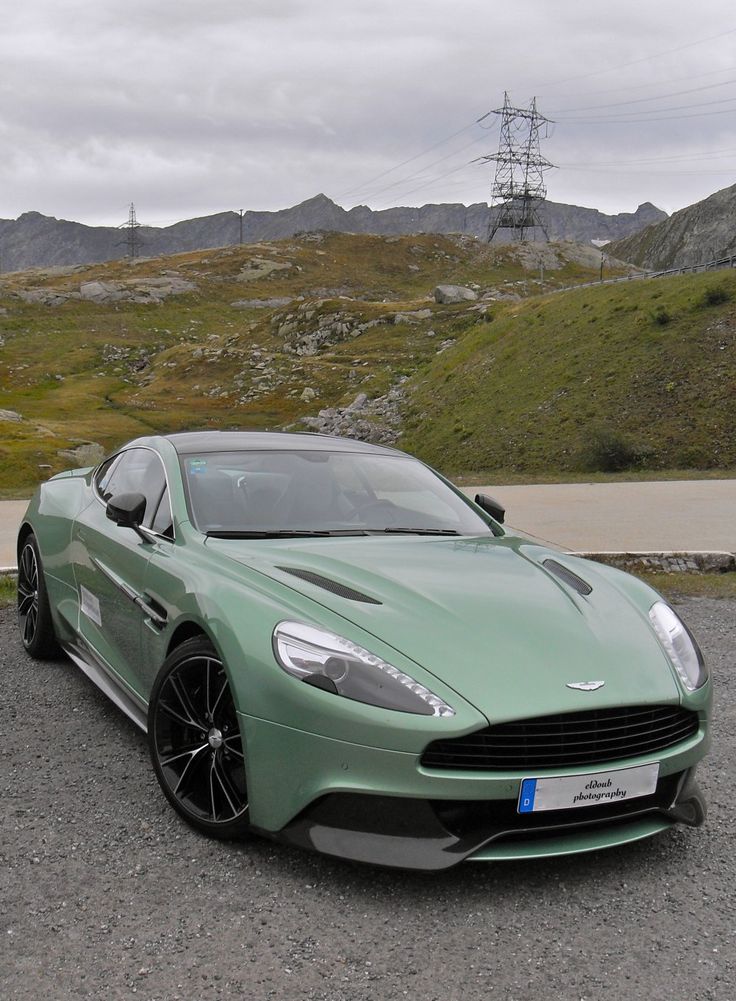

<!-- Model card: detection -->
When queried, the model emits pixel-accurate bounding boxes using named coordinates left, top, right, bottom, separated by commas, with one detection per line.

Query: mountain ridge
left=0, top=194, right=666, bottom=272
left=608, top=182, right=736, bottom=270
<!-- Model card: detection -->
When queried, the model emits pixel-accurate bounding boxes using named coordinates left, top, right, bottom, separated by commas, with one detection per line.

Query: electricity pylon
left=118, top=203, right=143, bottom=258
left=484, top=93, right=555, bottom=242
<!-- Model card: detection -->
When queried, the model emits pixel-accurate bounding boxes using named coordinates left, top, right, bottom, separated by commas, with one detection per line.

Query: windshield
left=180, top=449, right=494, bottom=537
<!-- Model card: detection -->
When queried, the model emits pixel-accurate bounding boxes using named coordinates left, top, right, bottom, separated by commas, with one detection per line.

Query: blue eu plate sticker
left=518, top=778, right=537, bottom=813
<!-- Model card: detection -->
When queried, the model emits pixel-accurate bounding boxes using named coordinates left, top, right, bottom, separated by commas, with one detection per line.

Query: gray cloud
left=1, top=0, right=735, bottom=225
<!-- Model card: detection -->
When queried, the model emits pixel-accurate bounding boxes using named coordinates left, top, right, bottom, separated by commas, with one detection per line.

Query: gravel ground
left=1, top=599, right=734, bottom=1001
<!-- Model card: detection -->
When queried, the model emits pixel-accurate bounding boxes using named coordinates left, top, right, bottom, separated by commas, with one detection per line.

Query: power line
left=338, top=110, right=493, bottom=200
left=545, top=60, right=736, bottom=106
left=537, top=25, right=736, bottom=92
left=549, top=76, right=736, bottom=114
left=355, top=128, right=496, bottom=203
left=369, top=158, right=481, bottom=207
left=556, top=93, right=736, bottom=121
left=555, top=103, right=736, bottom=124
left=560, top=165, right=736, bottom=177
left=558, top=146, right=736, bottom=168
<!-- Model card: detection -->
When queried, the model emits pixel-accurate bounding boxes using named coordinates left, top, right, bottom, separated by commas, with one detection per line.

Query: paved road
left=467, top=480, right=736, bottom=553
left=2, top=480, right=735, bottom=568
left=0, top=501, right=29, bottom=568
left=0, top=599, right=733, bottom=1000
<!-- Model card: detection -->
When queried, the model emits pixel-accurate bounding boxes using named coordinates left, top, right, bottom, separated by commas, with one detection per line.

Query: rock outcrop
left=301, top=382, right=407, bottom=446
left=608, top=182, right=736, bottom=270
left=11, top=275, right=197, bottom=307
left=434, top=284, right=478, bottom=304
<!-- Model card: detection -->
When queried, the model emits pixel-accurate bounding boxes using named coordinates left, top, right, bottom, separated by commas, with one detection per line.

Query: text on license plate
left=518, top=762, right=660, bottom=814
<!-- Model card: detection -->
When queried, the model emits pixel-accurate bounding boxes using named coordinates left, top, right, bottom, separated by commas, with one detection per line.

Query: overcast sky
left=1, top=0, right=735, bottom=226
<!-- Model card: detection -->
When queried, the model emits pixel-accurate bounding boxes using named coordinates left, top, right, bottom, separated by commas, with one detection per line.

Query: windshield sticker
left=189, top=458, right=207, bottom=475
left=80, top=585, right=102, bottom=627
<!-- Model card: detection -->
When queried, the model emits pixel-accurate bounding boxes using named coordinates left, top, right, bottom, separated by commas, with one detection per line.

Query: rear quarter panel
left=20, top=469, right=94, bottom=637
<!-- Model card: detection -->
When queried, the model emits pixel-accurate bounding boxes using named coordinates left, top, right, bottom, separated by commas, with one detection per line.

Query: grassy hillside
left=0, top=232, right=733, bottom=493
left=0, top=233, right=616, bottom=493
left=402, top=270, right=736, bottom=474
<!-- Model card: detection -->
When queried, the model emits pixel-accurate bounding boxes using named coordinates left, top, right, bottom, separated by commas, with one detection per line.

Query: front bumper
left=240, top=713, right=708, bottom=870
left=270, top=768, right=704, bottom=870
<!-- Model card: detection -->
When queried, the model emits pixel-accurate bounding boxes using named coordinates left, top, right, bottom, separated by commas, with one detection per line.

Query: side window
left=95, top=455, right=122, bottom=499
left=97, top=448, right=167, bottom=529
left=151, top=485, right=174, bottom=538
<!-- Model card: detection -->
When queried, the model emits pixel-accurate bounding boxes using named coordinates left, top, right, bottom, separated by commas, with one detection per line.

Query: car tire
left=148, top=636, right=250, bottom=839
left=17, top=533, right=61, bottom=660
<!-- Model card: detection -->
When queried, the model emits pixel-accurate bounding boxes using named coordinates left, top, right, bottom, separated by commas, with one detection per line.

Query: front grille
left=421, top=705, right=699, bottom=771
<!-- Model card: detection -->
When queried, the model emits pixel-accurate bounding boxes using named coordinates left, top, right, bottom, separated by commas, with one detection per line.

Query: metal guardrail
left=646, top=253, right=736, bottom=279
left=552, top=253, right=736, bottom=295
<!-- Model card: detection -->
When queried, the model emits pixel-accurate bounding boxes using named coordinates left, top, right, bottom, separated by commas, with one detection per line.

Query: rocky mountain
left=0, top=195, right=666, bottom=272
left=608, top=182, right=736, bottom=270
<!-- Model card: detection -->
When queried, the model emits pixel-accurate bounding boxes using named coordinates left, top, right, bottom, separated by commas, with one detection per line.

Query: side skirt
left=63, top=639, right=148, bottom=732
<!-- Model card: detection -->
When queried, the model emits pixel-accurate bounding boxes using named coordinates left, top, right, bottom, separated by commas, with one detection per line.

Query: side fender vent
left=276, top=567, right=382, bottom=605
left=542, top=559, right=593, bottom=596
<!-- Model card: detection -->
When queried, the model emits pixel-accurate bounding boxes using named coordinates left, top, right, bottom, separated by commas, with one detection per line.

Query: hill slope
left=402, top=270, right=736, bottom=474
left=0, top=234, right=623, bottom=491
left=1, top=232, right=733, bottom=493
left=609, top=182, right=736, bottom=270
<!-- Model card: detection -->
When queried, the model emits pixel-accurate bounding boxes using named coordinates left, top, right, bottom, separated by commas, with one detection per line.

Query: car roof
left=163, top=431, right=402, bottom=457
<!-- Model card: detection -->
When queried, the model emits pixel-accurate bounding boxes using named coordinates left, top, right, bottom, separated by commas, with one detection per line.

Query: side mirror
left=106, top=492, right=147, bottom=530
left=474, top=492, right=505, bottom=524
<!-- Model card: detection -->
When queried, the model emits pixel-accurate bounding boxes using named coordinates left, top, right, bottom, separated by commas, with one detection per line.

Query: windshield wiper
left=373, top=528, right=462, bottom=536
left=205, top=529, right=371, bottom=539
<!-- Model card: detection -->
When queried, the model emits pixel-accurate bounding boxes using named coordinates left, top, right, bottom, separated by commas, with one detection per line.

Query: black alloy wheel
left=17, top=534, right=60, bottom=659
left=148, top=637, right=249, bottom=838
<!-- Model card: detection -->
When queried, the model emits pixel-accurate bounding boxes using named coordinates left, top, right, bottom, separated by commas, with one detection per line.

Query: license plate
left=518, top=762, right=660, bottom=814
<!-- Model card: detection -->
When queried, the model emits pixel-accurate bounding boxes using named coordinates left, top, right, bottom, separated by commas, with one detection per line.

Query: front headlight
left=649, top=601, right=707, bottom=692
left=273, top=621, right=455, bottom=717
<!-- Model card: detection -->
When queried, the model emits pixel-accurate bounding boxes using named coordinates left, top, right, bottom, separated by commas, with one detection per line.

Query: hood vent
left=276, top=566, right=382, bottom=605
left=542, top=559, right=593, bottom=596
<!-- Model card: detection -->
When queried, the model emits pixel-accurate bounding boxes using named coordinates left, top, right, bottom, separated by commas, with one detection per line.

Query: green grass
left=401, top=270, right=736, bottom=475
left=451, top=467, right=736, bottom=486
left=1, top=234, right=734, bottom=492
left=633, top=570, right=736, bottom=601
left=0, top=234, right=620, bottom=491
left=0, top=575, right=16, bottom=609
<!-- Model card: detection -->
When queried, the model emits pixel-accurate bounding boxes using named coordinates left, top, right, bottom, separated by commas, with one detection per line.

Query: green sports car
left=17, top=431, right=710, bottom=870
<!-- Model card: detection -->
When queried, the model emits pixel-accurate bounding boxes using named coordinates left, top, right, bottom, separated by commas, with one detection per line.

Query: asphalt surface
left=1, top=599, right=734, bottom=1001
left=0, top=501, right=28, bottom=569
left=469, top=479, right=736, bottom=553
left=2, top=480, right=736, bottom=568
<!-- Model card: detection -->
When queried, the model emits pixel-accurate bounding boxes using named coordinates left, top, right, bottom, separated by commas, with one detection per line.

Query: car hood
left=208, top=534, right=681, bottom=723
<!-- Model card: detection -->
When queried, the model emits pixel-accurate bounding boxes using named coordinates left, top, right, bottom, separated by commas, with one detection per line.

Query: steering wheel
left=346, top=498, right=399, bottom=520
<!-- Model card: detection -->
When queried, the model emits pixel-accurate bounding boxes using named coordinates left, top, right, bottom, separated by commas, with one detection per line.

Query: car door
left=71, top=447, right=168, bottom=698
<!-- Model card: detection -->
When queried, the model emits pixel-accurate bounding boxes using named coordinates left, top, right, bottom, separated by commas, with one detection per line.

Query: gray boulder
left=80, top=280, right=122, bottom=302
left=434, top=284, right=478, bottom=304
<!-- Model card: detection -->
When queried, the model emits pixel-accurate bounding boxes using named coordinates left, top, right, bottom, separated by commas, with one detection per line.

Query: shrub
left=650, top=305, right=673, bottom=326
left=700, top=284, right=731, bottom=307
left=577, top=429, right=642, bottom=472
